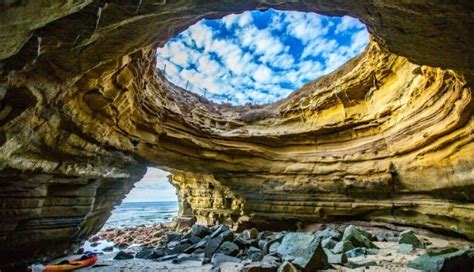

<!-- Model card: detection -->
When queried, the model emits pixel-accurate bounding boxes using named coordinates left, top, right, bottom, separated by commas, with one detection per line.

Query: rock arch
left=0, top=0, right=473, bottom=268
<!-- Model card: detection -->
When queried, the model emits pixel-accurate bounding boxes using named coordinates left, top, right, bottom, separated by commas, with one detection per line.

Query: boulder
left=268, top=242, right=280, bottom=254
left=241, top=261, right=279, bottom=272
left=321, top=238, right=337, bottom=250
left=345, top=247, right=367, bottom=258
left=135, top=247, right=165, bottom=259
left=155, top=254, right=179, bottom=262
left=210, top=225, right=230, bottom=238
left=375, top=230, right=398, bottom=242
left=345, top=256, right=377, bottom=269
left=243, top=228, right=259, bottom=240
left=397, top=244, right=414, bottom=254
left=166, top=232, right=183, bottom=243
left=398, top=230, right=425, bottom=249
left=102, top=246, right=113, bottom=252
left=323, top=248, right=347, bottom=264
left=247, top=246, right=264, bottom=261
left=170, top=242, right=193, bottom=254
left=277, top=232, right=328, bottom=271
left=408, top=248, right=474, bottom=272
left=205, top=235, right=224, bottom=257
left=182, top=236, right=201, bottom=245
left=191, top=224, right=210, bottom=238
left=235, top=237, right=255, bottom=249
left=332, top=240, right=354, bottom=254
left=216, top=241, right=240, bottom=256
left=341, top=225, right=378, bottom=249
left=221, top=230, right=235, bottom=242
left=113, top=251, right=134, bottom=260
left=316, top=228, right=342, bottom=241
left=211, top=253, right=241, bottom=268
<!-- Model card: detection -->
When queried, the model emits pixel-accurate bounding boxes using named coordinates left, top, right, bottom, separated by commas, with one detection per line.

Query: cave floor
left=45, top=224, right=473, bottom=272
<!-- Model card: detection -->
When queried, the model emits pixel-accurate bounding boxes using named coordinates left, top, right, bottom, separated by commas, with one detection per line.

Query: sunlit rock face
left=0, top=0, right=473, bottom=269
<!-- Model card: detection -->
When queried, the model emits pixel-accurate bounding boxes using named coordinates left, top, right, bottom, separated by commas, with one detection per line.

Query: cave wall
left=0, top=0, right=473, bottom=269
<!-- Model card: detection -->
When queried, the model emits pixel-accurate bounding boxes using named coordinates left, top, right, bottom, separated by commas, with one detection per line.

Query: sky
left=123, top=168, right=177, bottom=202
left=156, top=9, right=368, bottom=105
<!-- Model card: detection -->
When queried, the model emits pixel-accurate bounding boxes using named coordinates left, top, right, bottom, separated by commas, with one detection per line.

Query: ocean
left=102, top=201, right=179, bottom=230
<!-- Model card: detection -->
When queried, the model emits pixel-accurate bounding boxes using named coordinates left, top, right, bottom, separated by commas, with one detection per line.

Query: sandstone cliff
left=0, top=0, right=473, bottom=269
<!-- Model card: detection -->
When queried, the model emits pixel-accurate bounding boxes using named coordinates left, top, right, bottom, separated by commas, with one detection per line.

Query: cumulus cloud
left=156, top=10, right=368, bottom=105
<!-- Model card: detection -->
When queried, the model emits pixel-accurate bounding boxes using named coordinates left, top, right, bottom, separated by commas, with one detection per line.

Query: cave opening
left=1, top=2, right=473, bottom=270
left=102, top=168, right=178, bottom=230
left=156, top=9, right=368, bottom=105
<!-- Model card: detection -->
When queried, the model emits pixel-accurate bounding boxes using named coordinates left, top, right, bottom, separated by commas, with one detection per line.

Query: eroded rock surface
left=0, top=0, right=473, bottom=269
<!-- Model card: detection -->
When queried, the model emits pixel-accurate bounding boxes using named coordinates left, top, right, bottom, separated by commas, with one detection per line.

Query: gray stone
left=182, top=235, right=201, bottom=245
left=322, top=237, right=337, bottom=250
left=195, top=236, right=210, bottom=248
left=262, top=254, right=280, bottom=264
left=376, top=230, right=397, bottom=242
left=248, top=246, right=264, bottom=261
left=221, top=230, right=235, bottom=242
left=250, top=252, right=264, bottom=262
left=366, top=248, right=379, bottom=255
left=397, top=243, right=414, bottom=254
left=268, top=242, right=280, bottom=254
left=324, top=248, right=347, bottom=264
left=345, top=247, right=367, bottom=258
left=135, top=248, right=165, bottom=259
left=171, top=242, right=192, bottom=254
left=155, top=254, right=178, bottom=262
left=243, top=228, right=259, bottom=240
left=242, top=261, right=279, bottom=272
left=408, top=248, right=474, bottom=272
left=166, top=232, right=183, bottom=243
left=345, top=256, right=377, bottom=269
left=191, top=224, right=210, bottom=238
left=113, top=251, right=134, bottom=260
left=342, top=225, right=378, bottom=249
left=277, top=232, right=328, bottom=271
left=205, top=235, right=224, bottom=257
left=210, top=225, right=230, bottom=238
left=102, top=246, right=113, bottom=252
left=263, top=235, right=284, bottom=254
left=235, top=237, right=254, bottom=249
left=258, top=239, right=266, bottom=250
left=399, top=230, right=425, bottom=249
left=216, top=241, right=240, bottom=256
left=316, top=228, right=342, bottom=241
left=332, top=240, right=354, bottom=254
left=212, top=253, right=241, bottom=268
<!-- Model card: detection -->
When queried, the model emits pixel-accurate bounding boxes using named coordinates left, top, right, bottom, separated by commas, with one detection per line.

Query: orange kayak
left=43, top=255, right=98, bottom=271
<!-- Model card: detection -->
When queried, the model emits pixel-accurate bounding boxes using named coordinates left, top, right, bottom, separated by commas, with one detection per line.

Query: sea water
left=102, top=201, right=179, bottom=230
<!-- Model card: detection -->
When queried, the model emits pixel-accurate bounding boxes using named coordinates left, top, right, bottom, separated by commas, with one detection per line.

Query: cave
left=0, top=1, right=473, bottom=270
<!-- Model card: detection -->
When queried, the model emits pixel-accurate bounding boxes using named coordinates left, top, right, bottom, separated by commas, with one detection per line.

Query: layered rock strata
left=0, top=0, right=473, bottom=269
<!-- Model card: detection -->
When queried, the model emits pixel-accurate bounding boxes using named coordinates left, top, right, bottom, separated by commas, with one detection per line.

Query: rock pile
left=99, top=224, right=474, bottom=271
left=96, top=223, right=172, bottom=248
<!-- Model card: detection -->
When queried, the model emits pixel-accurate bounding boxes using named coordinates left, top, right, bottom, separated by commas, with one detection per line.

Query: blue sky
left=123, top=168, right=177, bottom=202
left=156, top=9, right=368, bottom=105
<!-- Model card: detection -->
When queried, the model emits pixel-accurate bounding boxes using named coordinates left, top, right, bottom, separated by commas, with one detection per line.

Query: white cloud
left=253, top=66, right=273, bottom=83
left=284, top=11, right=328, bottom=44
left=335, top=16, right=363, bottom=34
left=222, top=11, right=254, bottom=29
